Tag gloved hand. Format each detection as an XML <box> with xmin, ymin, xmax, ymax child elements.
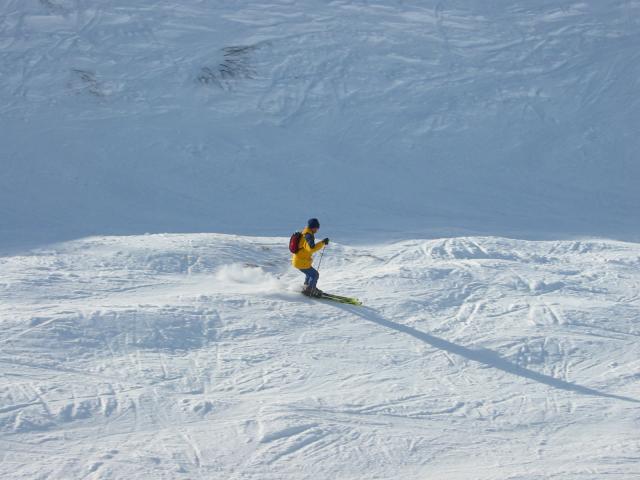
<box><xmin>323</xmin><ymin>238</ymin><xmax>330</xmax><ymax>245</ymax></box>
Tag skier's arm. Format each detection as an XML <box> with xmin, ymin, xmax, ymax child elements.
<box><xmin>304</xmin><ymin>233</ymin><xmax>325</xmax><ymax>253</ymax></box>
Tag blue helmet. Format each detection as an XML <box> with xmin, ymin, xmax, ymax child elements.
<box><xmin>307</xmin><ymin>218</ymin><xmax>320</xmax><ymax>229</ymax></box>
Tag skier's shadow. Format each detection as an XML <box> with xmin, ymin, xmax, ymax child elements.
<box><xmin>335</xmin><ymin>304</ymin><xmax>639</xmax><ymax>404</ymax></box>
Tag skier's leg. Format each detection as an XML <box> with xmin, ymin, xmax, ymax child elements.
<box><xmin>299</xmin><ymin>268</ymin><xmax>315</xmax><ymax>295</ymax></box>
<box><xmin>308</xmin><ymin>268</ymin><xmax>319</xmax><ymax>289</ymax></box>
<box><xmin>307</xmin><ymin>268</ymin><xmax>321</xmax><ymax>296</ymax></box>
<box><xmin>300</xmin><ymin>268</ymin><xmax>313</xmax><ymax>286</ymax></box>
<box><xmin>299</xmin><ymin>268</ymin><xmax>320</xmax><ymax>296</ymax></box>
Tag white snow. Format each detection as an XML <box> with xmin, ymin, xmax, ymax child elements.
<box><xmin>1</xmin><ymin>234</ymin><xmax>639</xmax><ymax>478</ymax></box>
<box><xmin>1</xmin><ymin>0</ymin><xmax>640</xmax><ymax>478</ymax></box>
<box><xmin>1</xmin><ymin>0</ymin><xmax>639</xmax><ymax>244</ymax></box>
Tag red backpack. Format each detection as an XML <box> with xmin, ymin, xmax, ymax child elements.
<box><xmin>289</xmin><ymin>232</ymin><xmax>302</xmax><ymax>254</ymax></box>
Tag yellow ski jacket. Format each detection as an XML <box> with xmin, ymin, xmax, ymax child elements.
<box><xmin>291</xmin><ymin>227</ymin><xmax>325</xmax><ymax>269</ymax></box>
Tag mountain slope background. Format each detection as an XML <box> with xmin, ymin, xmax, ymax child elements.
<box><xmin>1</xmin><ymin>0</ymin><xmax>639</xmax><ymax>246</ymax></box>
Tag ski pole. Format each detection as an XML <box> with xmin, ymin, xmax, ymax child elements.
<box><xmin>311</xmin><ymin>245</ymin><xmax>327</xmax><ymax>297</ymax></box>
<box><xmin>316</xmin><ymin>245</ymin><xmax>327</xmax><ymax>272</ymax></box>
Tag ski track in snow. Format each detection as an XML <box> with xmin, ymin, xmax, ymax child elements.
<box><xmin>1</xmin><ymin>233</ymin><xmax>639</xmax><ymax>479</ymax></box>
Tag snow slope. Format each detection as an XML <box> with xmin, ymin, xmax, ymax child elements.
<box><xmin>1</xmin><ymin>234</ymin><xmax>639</xmax><ymax>479</ymax></box>
<box><xmin>1</xmin><ymin>0</ymin><xmax>639</xmax><ymax>246</ymax></box>
<box><xmin>2</xmin><ymin>1</ymin><xmax>640</xmax><ymax>478</ymax></box>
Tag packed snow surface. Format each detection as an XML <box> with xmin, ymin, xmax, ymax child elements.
<box><xmin>1</xmin><ymin>0</ymin><xmax>640</xmax><ymax>478</ymax></box>
<box><xmin>1</xmin><ymin>234</ymin><xmax>639</xmax><ymax>478</ymax></box>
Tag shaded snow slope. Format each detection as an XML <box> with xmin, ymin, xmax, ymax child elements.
<box><xmin>1</xmin><ymin>234</ymin><xmax>639</xmax><ymax>478</ymax></box>
<box><xmin>1</xmin><ymin>0</ymin><xmax>640</xmax><ymax>246</ymax></box>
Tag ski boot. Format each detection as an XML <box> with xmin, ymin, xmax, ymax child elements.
<box><xmin>302</xmin><ymin>285</ymin><xmax>323</xmax><ymax>298</ymax></box>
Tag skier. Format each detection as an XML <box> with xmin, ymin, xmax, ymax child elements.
<box><xmin>291</xmin><ymin>218</ymin><xmax>329</xmax><ymax>297</ymax></box>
